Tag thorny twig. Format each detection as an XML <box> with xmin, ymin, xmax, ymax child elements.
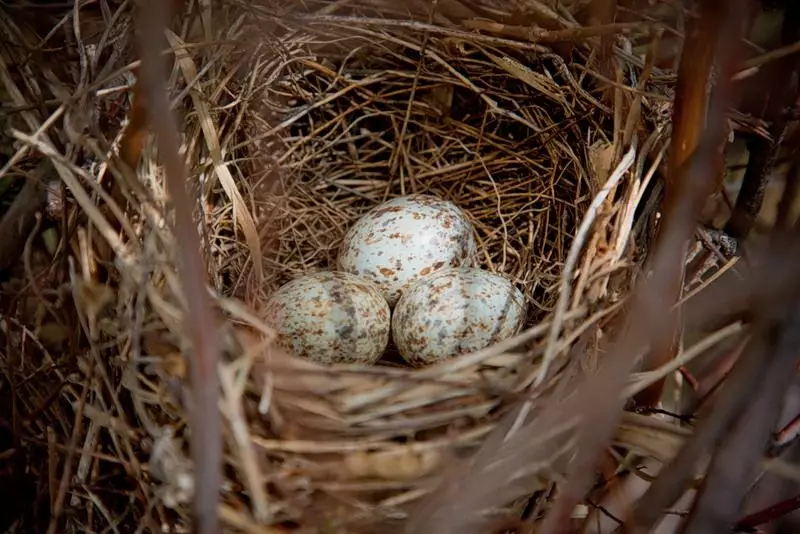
<box><xmin>134</xmin><ymin>2</ymin><xmax>222</xmax><ymax>533</ymax></box>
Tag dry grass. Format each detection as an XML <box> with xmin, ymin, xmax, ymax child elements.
<box><xmin>3</xmin><ymin>1</ymin><xmax>800</xmax><ymax>533</ymax></box>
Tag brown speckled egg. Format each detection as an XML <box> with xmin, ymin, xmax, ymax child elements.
<box><xmin>392</xmin><ymin>268</ymin><xmax>526</xmax><ymax>367</ymax></box>
<box><xmin>337</xmin><ymin>195</ymin><xmax>477</xmax><ymax>307</ymax></box>
<box><xmin>263</xmin><ymin>271</ymin><xmax>390</xmax><ymax>365</ymax></box>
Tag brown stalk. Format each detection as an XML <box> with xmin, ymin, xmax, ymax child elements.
<box><xmin>633</xmin><ymin>0</ymin><xmax>738</xmax><ymax>410</ymax></box>
<box><xmin>45</xmin><ymin>363</ymin><xmax>93</xmax><ymax>534</ymax></box>
<box><xmin>612</xmin><ymin>3</ymin><xmax>759</xmax><ymax>531</ymax></box>
<box><xmin>134</xmin><ymin>2</ymin><xmax>221</xmax><ymax>534</ymax></box>
<box><xmin>118</xmin><ymin>72</ymin><xmax>150</xmax><ymax>187</ymax></box>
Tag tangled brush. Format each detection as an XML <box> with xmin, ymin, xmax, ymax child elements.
<box><xmin>4</xmin><ymin>1</ymin><xmax>800</xmax><ymax>533</ymax></box>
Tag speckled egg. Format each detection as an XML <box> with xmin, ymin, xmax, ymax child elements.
<box><xmin>337</xmin><ymin>195</ymin><xmax>477</xmax><ymax>307</ymax></box>
<box><xmin>392</xmin><ymin>268</ymin><xmax>526</xmax><ymax>367</ymax></box>
<box><xmin>263</xmin><ymin>271</ymin><xmax>390</xmax><ymax>365</ymax></box>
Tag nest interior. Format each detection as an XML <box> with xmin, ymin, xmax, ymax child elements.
<box><xmin>0</xmin><ymin>1</ymin><xmax>688</xmax><ymax>533</ymax></box>
<box><xmin>231</xmin><ymin>12</ymin><xmax>604</xmax><ymax>319</ymax></box>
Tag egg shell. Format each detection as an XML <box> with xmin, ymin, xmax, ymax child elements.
<box><xmin>263</xmin><ymin>271</ymin><xmax>390</xmax><ymax>365</ymax></box>
<box><xmin>337</xmin><ymin>195</ymin><xmax>477</xmax><ymax>307</ymax></box>
<box><xmin>391</xmin><ymin>268</ymin><xmax>526</xmax><ymax>367</ymax></box>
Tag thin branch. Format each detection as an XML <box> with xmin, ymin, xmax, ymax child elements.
<box><xmin>134</xmin><ymin>2</ymin><xmax>222</xmax><ymax>534</ymax></box>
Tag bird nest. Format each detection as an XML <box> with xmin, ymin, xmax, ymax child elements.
<box><xmin>0</xmin><ymin>1</ymin><xmax>690</xmax><ymax>533</ymax></box>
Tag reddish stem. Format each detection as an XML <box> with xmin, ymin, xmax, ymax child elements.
<box><xmin>735</xmin><ymin>492</ymin><xmax>800</xmax><ymax>531</ymax></box>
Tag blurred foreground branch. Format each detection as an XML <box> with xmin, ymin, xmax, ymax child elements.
<box><xmin>134</xmin><ymin>2</ymin><xmax>222</xmax><ymax>533</ymax></box>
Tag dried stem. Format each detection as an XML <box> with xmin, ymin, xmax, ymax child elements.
<box><xmin>633</xmin><ymin>0</ymin><xmax>730</xmax><ymax>410</ymax></box>
<box><xmin>134</xmin><ymin>2</ymin><xmax>222</xmax><ymax>533</ymax></box>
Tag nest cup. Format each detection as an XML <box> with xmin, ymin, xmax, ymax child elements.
<box><xmin>0</xmin><ymin>1</ymin><xmax>669</xmax><ymax>532</ymax></box>
<box><xmin>235</xmin><ymin>21</ymin><xmax>597</xmax><ymax>308</ymax></box>
<box><xmin>212</xmin><ymin>5</ymin><xmax>627</xmax><ymax>530</ymax></box>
